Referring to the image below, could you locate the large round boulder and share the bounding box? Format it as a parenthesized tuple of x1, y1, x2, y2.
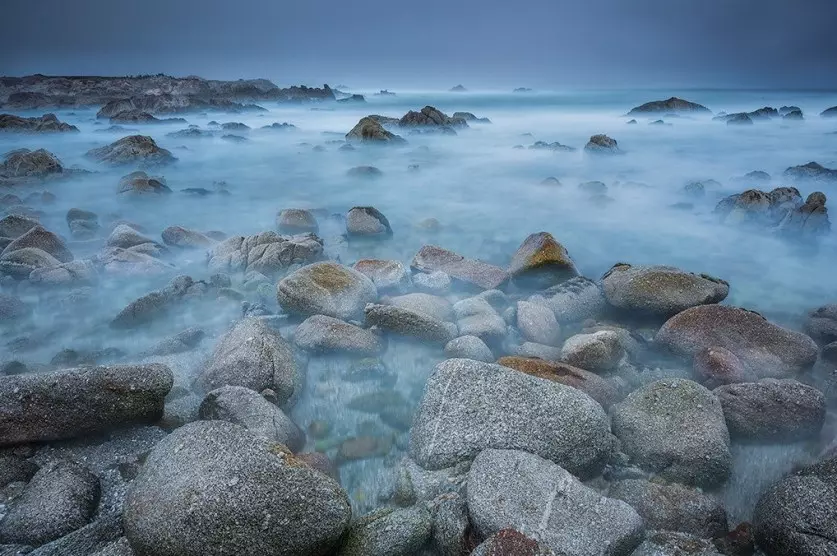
(409, 359, 613, 478)
(124, 420, 351, 556)
(508, 232, 578, 289)
(277, 262, 377, 320)
(601, 263, 729, 318)
(345, 206, 393, 239)
(656, 305, 818, 378)
(294, 314, 385, 356)
(2, 225, 73, 263)
(610, 378, 732, 488)
(86, 135, 176, 167)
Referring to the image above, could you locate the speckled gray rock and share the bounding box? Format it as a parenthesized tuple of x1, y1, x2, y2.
(0, 214, 39, 239)
(160, 226, 214, 249)
(0, 293, 29, 322)
(386, 293, 453, 322)
(294, 314, 384, 355)
(409, 359, 613, 477)
(537, 276, 607, 323)
(714, 379, 825, 442)
(0, 460, 100, 546)
(632, 531, 722, 556)
(276, 209, 319, 235)
(602, 264, 729, 318)
(561, 330, 624, 372)
(608, 479, 728, 538)
(92, 537, 134, 556)
(338, 506, 432, 556)
(508, 232, 578, 289)
(656, 305, 818, 378)
(277, 262, 377, 320)
(2, 225, 73, 263)
(443, 335, 493, 362)
(345, 207, 393, 239)
(467, 449, 644, 556)
(198, 386, 304, 452)
(146, 327, 205, 356)
(454, 297, 507, 345)
(0, 247, 61, 279)
(124, 421, 351, 556)
(0, 364, 172, 446)
(194, 318, 300, 406)
(413, 271, 451, 294)
(105, 224, 158, 251)
(109, 290, 173, 329)
(513, 341, 563, 361)
(516, 300, 561, 346)
(411, 245, 508, 291)
(431, 494, 470, 556)
(0, 456, 38, 487)
(364, 303, 454, 345)
(753, 454, 837, 556)
(352, 259, 410, 293)
(611, 378, 731, 488)
(207, 232, 324, 276)
(86, 135, 176, 167)
(27, 514, 124, 556)
(28, 259, 98, 286)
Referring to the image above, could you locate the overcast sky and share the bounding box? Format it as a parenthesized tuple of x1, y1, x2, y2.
(3, 0, 835, 89)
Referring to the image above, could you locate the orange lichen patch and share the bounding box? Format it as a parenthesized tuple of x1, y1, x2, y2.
(307, 262, 355, 292)
(508, 232, 577, 278)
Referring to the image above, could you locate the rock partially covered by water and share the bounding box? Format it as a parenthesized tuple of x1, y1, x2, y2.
(561, 330, 625, 372)
(276, 208, 319, 235)
(124, 420, 351, 556)
(444, 335, 494, 362)
(753, 454, 837, 556)
(208, 231, 324, 276)
(412, 245, 508, 291)
(409, 358, 613, 477)
(633, 531, 723, 556)
(783, 161, 837, 182)
(0, 460, 100, 546)
(294, 314, 385, 356)
(353, 259, 411, 293)
(364, 303, 455, 345)
(584, 134, 620, 154)
(602, 263, 729, 318)
(399, 106, 467, 129)
(612, 378, 731, 487)
(714, 379, 826, 442)
(117, 171, 172, 195)
(86, 135, 177, 167)
(693, 346, 755, 387)
(0, 246, 61, 279)
(338, 506, 432, 556)
(0, 113, 79, 133)
(2, 224, 73, 263)
(345, 116, 406, 144)
(470, 529, 553, 556)
(608, 479, 728, 538)
(161, 225, 214, 249)
(198, 385, 305, 451)
(277, 261, 377, 320)
(0, 214, 39, 239)
(0, 364, 172, 446)
(804, 303, 837, 345)
(195, 317, 300, 406)
(1, 148, 64, 178)
(467, 449, 644, 556)
(628, 97, 711, 115)
(66, 208, 99, 239)
(508, 232, 578, 289)
(345, 206, 393, 239)
(656, 305, 819, 378)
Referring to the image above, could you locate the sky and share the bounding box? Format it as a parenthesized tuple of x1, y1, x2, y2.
(3, 0, 836, 89)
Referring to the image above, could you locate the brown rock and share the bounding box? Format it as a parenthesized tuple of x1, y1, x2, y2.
(497, 356, 621, 408)
(693, 346, 755, 388)
(508, 232, 578, 289)
(411, 245, 507, 291)
(2, 225, 73, 263)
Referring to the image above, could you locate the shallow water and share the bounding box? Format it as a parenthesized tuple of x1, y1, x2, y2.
(3, 88, 837, 515)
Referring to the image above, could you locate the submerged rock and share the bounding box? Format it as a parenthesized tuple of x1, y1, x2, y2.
(86, 135, 176, 167)
(352, 259, 411, 293)
(338, 506, 432, 556)
(628, 97, 711, 115)
(124, 421, 351, 556)
(294, 314, 385, 355)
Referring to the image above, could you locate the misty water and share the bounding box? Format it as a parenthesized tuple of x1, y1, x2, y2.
(3, 88, 837, 527)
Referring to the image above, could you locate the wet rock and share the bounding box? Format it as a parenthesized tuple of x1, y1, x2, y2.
(29, 514, 124, 556)
(783, 161, 837, 182)
(513, 341, 563, 361)
(337, 435, 393, 462)
(470, 529, 553, 556)
(803, 304, 837, 345)
(105, 224, 160, 252)
(295, 452, 339, 483)
(2, 225, 73, 263)
(726, 113, 753, 125)
(0, 455, 38, 487)
(609, 479, 728, 538)
(656, 305, 818, 378)
(116, 170, 171, 195)
(0, 460, 99, 546)
(628, 97, 711, 115)
(66, 208, 99, 239)
(776, 192, 830, 237)
(431, 494, 471, 556)
(713, 523, 755, 556)
(783, 109, 804, 120)
(753, 454, 837, 556)
(365, 303, 454, 345)
(338, 506, 432, 556)
(508, 232, 578, 289)
(0, 247, 60, 279)
(499, 356, 621, 407)
(345, 116, 406, 144)
(821, 106, 837, 117)
(346, 165, 382, 178)
(352, 259, 411, 293)
(340, 358, 395, 386)
(345, 206, 393, 239)
(611, 378, 732, 488)
(453, 297, 507, 345)
(693, 346, 756, 388)
(633, 531, 722, 556)
(277, 261, 377, 320)
(0, 148, 64, 178)
(410, 359, 613, 476)
(0, 364, 171, 446)
(468, 449, 644, 556)
(561, 330, 624, 372)
(124, 421, 351, 556)
(412, 245, 508, 291)
(412, 270, 450, 293)
(514, 300, 560, 345)
(536, 276, 607, 323)
(198, 385, 304, 451)
(602, 263, 729, 318)
(399, 106, 466, 129)
(386, 292, 453, 322)
(0, 214, 39, 239)
(160, 226, 214, 249)
(584, 134, 620, 154)
(208, 232, 324, 277)
(714, 379, 825, 442)
(0, 293, 29, 322)
(86, 135, 176, 167)
(294, 314, 384, 355)
(0, 113, 78, 133)
(195, 318, 300, 406)
(110, 289, 174, 329)
(444, 335, 493, 362)
(276, 208, 319, 235)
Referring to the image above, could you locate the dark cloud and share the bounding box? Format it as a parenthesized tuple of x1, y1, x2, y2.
(3, 0, 836, 88)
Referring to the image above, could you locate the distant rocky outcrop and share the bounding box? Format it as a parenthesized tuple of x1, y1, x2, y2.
(399, 106, 468, 134)
(584, 134, 620, 154)
(715, 186, 831, 237)
(1, 148, 64, 178)
(109, 110, 187, 124)
(821, 106, 837, 118)
(513, 87, 533, 93)
(784, 161, 837, 182)
(346, 117, 406, 144)
(337, 94, 366, 103)
(0, 113, 78, 133)
(449, 85, 467, 92)
(86, 135, 176, 167)
(724, 113, 754, 125)
(627, 97, 710, 115)
(374, 90, 396, 96)
(452, 111, 491, 123)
